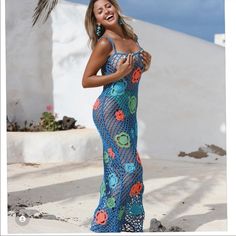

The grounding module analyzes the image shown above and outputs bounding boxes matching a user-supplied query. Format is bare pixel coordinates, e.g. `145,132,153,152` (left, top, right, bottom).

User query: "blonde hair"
85,0,137,50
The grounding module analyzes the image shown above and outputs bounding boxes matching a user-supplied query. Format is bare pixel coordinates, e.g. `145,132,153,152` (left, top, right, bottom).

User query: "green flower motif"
114,132,131,148
128,96,137,114
118,206,125,220
100,181,106,197
106,197,116,208
103,151,109,164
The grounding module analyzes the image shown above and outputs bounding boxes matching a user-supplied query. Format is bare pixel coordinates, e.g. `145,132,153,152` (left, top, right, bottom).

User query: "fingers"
126,54,131,64
141,51,152,71
142,59,148,70
141,51,151,63
116,54,135,76
117,55,127,66
121,55,127,63
127,53,134,66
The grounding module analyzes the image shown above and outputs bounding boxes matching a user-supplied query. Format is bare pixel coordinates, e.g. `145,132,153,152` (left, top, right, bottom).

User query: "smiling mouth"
106,15,114,21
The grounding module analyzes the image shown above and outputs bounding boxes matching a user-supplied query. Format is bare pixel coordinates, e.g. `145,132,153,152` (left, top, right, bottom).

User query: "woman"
82,0,152,233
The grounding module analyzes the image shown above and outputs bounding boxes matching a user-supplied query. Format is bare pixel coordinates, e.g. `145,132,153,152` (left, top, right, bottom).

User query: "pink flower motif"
136,152,142,165
93,99,100,110
108,148,115,159
115,110,125,121
46,104,53,112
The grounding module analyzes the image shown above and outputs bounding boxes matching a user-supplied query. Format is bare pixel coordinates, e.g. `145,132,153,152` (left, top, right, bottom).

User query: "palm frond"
32,0,59,27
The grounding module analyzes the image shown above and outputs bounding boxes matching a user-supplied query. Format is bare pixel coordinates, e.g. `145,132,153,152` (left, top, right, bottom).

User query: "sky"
68,0,225,43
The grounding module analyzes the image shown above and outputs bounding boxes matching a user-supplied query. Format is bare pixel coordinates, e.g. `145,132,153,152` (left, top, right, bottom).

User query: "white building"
214,33,225,47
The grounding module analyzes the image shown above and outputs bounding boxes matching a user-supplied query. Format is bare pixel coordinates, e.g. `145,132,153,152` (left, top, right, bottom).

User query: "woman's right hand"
116,54,135,78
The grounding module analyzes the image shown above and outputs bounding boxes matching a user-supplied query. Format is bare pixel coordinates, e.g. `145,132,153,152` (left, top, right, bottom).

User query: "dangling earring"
96,23,104,38
118,16,125,25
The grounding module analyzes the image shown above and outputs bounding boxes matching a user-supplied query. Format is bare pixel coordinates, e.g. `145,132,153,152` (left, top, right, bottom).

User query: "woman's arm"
82,38,132,88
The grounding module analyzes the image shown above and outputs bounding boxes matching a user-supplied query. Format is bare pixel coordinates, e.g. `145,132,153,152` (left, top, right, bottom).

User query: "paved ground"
7,156,227,234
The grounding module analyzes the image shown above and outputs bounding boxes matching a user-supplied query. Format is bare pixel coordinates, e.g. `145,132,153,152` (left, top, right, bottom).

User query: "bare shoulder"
94,37,112,55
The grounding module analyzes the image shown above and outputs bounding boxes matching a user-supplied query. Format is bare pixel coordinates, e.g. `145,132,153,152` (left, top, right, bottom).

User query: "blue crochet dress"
90,35,145,233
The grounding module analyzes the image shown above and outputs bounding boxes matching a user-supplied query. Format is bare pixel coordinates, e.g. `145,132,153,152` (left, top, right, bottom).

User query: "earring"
118,16,125,25
96,23,104,38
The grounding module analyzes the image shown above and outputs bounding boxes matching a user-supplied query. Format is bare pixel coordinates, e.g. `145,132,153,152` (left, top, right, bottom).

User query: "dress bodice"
98,36,145,93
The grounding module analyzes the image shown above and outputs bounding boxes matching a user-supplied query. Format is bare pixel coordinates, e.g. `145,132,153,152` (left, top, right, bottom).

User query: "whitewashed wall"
51,2,102,128
6,0,226,161
132,20,226,158
6,0,101,128
6,0,54,124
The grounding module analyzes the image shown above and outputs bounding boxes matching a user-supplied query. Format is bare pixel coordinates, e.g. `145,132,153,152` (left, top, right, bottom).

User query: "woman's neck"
104,25,127,40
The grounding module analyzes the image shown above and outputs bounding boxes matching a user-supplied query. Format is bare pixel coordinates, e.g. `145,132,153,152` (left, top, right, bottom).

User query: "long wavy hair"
85,0,137,50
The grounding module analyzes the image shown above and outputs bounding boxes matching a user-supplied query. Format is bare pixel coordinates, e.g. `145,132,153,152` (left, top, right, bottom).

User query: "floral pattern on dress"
108,148,115,159
128,96,137,114
131,67,142,83
115,110,125,121
104,151,109,164
95,210,108,225
130,182,143,197
114,132,131,148
136,152,142,165
93,98,100,110
110,80,127,96
107,197,116,209
125,163,136,173
108,173,118,189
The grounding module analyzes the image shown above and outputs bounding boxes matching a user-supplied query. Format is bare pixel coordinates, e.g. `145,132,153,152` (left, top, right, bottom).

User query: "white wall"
6,0,54,125
131,20,226,159
6,0,101,128
51,1,102,128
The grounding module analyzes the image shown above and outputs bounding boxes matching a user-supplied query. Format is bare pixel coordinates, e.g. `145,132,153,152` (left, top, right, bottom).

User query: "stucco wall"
132,21,226,157
6,0,53,125
51,2,102,128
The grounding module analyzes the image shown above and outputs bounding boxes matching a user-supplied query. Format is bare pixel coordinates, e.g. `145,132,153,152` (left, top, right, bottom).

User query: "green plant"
7,104,84,132
40,111,62,131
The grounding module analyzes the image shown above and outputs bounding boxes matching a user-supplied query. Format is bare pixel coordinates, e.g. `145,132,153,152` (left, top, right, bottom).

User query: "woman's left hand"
141,50,152,72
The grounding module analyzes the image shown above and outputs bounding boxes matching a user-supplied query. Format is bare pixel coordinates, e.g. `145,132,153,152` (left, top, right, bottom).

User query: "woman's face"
93,0,119,27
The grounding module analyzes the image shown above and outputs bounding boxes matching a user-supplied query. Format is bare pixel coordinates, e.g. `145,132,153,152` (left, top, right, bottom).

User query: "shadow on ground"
8,158,227,231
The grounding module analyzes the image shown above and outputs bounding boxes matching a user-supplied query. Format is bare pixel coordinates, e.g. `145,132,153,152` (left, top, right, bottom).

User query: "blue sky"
68,0,225,42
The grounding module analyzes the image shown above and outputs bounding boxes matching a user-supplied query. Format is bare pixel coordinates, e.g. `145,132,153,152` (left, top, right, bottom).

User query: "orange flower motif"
131,67,142,83
130,182,143,197
93,99,100,110
95,210,108,225
115,110,125,121
136,152,142,165
108,148,115,159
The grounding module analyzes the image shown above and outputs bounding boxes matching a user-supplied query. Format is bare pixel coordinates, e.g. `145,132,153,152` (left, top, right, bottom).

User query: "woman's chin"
104,20,118,28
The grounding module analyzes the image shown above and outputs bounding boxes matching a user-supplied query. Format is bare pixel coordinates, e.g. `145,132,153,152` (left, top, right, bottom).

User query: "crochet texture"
90,35,145,233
